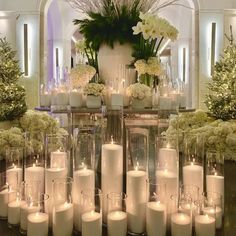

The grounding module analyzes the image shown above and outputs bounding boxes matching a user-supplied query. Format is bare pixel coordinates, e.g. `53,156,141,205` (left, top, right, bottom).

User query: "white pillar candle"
6,167,23,187
206,174,224,206
73,168,95,231
27,212,49,236
107,211,127,236
179,94,186,108
0,189,9,218
25,165,45,194
53,202,73,236
40,93,51,107
171,213,192,236
50,150,67,169
56,92,69,105
158,147,178,172
45,168,67,225
69,91,83,107
158,96,172,110
111,93,123,109
82,211,102,236
102,143,123,218
20,201,40,231
195,215,215,236
126,170,146,234
203,206,222,229
183,164,203,194
146,201,166,236
156,170,178,199
8,199,20,225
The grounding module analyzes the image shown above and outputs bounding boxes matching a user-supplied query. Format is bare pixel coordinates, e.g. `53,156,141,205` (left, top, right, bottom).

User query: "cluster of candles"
0,132,224,236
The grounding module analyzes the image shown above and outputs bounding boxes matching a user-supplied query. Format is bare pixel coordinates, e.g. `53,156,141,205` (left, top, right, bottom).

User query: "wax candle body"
40,93,51,107
203,206,222,229
73,169,95,231
171,213,192,236
0,189,9,218
183,164,203,193
146,201,166,236
82,211,102,236
20,201,40,231
27,212,49,236
69,91,83,107
127,170,146,234
195,215,215,236
102,144,123,218
53,203,73,236
107,211,127,236
25,166,45,194
56,92,69,105
158,148,178,172
8,200,20,225
111,93,123,109
6,167,23,187
159,96,172,110
50,151,67,169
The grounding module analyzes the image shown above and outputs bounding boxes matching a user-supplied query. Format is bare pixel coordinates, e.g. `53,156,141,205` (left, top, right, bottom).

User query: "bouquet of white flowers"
84,83,105,96
127,83,151,100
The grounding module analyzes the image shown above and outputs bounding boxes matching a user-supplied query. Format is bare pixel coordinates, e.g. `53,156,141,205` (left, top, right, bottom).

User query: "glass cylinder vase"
101,108,123,221
126,127,148,235
73,128,96,233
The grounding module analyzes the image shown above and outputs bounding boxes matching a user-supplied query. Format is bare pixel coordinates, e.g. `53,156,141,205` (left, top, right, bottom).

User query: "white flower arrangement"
127,83,151,100
70,64,96,88
164,110,236,160
75,38,86,53
134,57,163,76
84,83,105,97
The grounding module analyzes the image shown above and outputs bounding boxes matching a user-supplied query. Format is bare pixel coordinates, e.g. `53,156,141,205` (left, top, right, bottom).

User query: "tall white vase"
98,42,136,86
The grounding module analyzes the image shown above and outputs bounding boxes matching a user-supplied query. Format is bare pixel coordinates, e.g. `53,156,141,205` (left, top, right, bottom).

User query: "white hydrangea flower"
84,83,105,96
127,83,151,100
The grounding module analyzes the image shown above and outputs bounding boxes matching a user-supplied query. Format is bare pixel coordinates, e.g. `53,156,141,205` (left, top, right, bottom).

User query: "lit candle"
40,92,51,107
8,198,20,226
158,95,172,110
25,164,45,194
6,164,23,188
82,211,102,236
56,91,69,106
183,161,203,194
171,212,192,236
27,212,49,236
20,201,40,232
195,214,215,236
107,211,127,236
146,201,166,236
45,167,68,225
102,141,123,220
50,150,67,169
179,93,186,108
111,93,123,109
203,206,222,229
206,173,224,207
0,189,10,218
73,167,95,231
69,90,83,107
126,168,147,234
53,202,73,236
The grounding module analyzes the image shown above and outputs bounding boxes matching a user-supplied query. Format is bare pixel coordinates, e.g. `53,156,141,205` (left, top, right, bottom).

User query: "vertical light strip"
211,22,216,76
24,24,28,76
182,47,186,82
56,48,59,67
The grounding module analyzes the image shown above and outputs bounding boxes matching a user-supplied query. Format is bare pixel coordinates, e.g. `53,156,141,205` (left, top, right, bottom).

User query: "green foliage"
0,38,23,84
205,44,236,120
74,0,140,51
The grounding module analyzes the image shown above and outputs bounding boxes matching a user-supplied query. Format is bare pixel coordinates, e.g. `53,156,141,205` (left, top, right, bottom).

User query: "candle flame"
111,135,114,145
135,162,140,171
214,172,217,176
33,163,36,167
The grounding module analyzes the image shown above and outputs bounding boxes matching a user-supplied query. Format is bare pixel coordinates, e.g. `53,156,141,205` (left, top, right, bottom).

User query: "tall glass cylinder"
101,108,123,221
45,134,70,225
126,127,148,235
107,192,127,236
183,133,204,194
27,194,49,236
52,177,73,236
24,132,45,194
146,179,166,236
206,151,224,209
156,136,179,200
73,128,95,232
6,147,23,189
81,188,102,236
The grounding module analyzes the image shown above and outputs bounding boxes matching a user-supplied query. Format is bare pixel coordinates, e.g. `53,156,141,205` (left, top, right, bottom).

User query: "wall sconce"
23,23,28,76
210,22,216,75
182,47,186,82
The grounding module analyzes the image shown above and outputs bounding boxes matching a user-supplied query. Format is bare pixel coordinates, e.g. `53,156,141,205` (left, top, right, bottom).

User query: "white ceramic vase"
131,98,146,109
86,95,102,109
